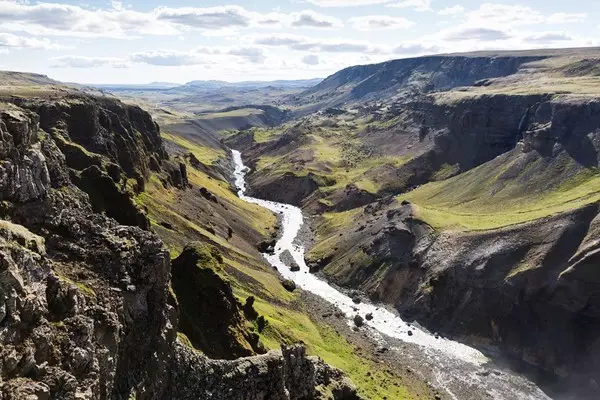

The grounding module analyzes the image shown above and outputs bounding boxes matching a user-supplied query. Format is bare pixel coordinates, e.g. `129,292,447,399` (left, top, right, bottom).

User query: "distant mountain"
87,78,322,93
295,47,600,109
91,82,181,90
0,71,60,86
182,78,322,90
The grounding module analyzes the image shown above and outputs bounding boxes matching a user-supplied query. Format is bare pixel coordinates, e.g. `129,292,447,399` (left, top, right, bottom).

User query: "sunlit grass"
197,108,264,119
400,162,600,230
161,132,225,165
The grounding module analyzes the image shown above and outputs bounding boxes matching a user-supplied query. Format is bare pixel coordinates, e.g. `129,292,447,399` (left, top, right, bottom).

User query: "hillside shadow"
564,135,599,168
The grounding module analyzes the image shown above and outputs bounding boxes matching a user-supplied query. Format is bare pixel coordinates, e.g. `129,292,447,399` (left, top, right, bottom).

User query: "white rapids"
232,149,551,400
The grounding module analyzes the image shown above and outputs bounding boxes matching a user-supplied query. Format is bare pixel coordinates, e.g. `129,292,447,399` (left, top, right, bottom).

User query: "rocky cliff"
305,97,600,397
0,100,175,399
294,54,546,111
0,96,359,399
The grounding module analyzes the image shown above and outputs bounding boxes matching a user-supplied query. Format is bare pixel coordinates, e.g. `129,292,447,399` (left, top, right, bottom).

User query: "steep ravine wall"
308,98,600,397
0,97,359,399
297,55,547,108
240,93,549,210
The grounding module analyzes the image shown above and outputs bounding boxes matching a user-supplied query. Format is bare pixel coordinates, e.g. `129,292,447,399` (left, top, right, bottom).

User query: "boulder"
353,315,364,327
280,278,296,292
257,239,277,254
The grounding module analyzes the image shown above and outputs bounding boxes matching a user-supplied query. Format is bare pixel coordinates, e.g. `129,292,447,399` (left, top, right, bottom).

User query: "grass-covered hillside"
228,109,426,211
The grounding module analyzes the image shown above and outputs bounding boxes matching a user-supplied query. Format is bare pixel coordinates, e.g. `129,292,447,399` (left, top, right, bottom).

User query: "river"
232,149,551,400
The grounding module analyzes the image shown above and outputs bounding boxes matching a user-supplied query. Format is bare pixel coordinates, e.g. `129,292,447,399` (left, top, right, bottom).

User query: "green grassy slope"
243,114,416,210
399,147,600,230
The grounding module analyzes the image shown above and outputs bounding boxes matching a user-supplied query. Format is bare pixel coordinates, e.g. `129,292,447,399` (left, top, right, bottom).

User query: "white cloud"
349,15,414,30
438,5,464,16
253,34,309,47
110,1,125,11
154,5,254,29
466,4,587,27
227,46,266,63
130,50,216,66
129,46,266,66
443,27,511,41
387,0,432,12
302,54,320,65
393,42,438,54
305,0,392,7
253,33,387,54
523,32,575,44
291,10,343,28
0,2,343,38
0,32,60,49
546,12,587,24
0,1,178,38
50,55,129,68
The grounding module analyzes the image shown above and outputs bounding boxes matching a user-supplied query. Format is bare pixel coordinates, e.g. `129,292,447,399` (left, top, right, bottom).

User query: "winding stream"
232,149,551,400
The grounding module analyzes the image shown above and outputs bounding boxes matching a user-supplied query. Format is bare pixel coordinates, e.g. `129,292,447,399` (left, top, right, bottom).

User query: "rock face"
296,55,546,109
311,99,600,396
169,343,361,400
248,171,319,208
381,94,548,194
171,242,264,359
0,100,175,399
0,106,52,202
0,96,359,399
6,95,187,229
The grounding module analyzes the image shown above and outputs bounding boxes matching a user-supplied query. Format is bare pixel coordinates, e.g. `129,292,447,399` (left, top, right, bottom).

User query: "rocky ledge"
171,343,360,400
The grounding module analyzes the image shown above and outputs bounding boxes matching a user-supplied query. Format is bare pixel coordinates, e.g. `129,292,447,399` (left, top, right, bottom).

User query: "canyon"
230,48,600,399
1,46,600,400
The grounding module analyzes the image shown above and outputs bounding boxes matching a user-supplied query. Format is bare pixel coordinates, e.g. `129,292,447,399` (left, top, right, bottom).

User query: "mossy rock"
171,242,264,359
72,165,149,229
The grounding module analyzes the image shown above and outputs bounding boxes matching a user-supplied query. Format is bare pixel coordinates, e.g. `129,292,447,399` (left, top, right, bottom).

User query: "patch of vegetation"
505,262,536,280
197,108,264,119
369,115,402,130
400,152,600,231
248,127,285,143
57,274,97,298
431,163,460,181
177,332,196,350
225,257,296,304
308,208,364,265
254,133,410,195
161,132,224,165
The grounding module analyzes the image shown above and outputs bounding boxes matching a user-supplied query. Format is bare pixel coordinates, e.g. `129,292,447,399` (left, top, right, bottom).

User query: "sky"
0,0,598,84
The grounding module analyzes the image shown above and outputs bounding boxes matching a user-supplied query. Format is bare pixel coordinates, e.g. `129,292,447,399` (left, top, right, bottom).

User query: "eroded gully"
232,149,551,400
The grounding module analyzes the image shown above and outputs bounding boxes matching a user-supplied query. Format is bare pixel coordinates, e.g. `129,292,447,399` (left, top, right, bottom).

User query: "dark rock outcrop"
280,278,296,292
249,171,319,208
171,242,264,359
169,343,361,400
375,94,548,195
257,239,277,254
5,95,172,229
328,184,378,212
0,98,359,399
